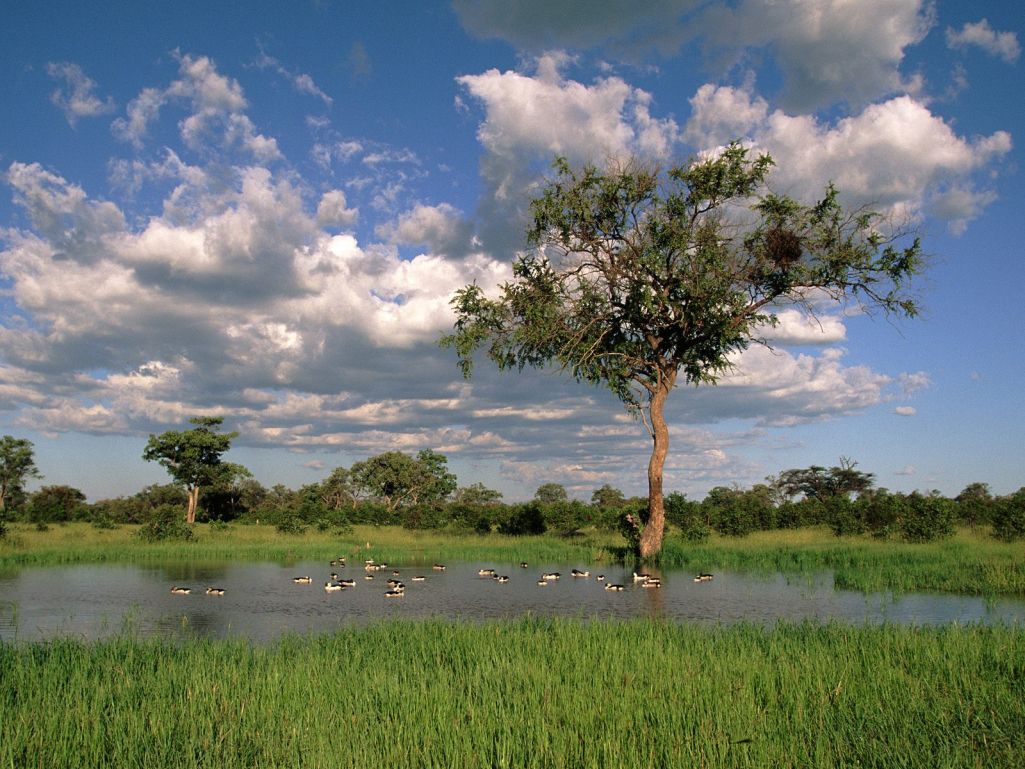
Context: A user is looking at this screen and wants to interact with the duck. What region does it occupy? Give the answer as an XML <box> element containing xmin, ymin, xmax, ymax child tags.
<box><xmin>632</xmin><ymin>572</ymin><xmax>650</xmax><ymax>582</ymax></box>
<box><xmin>496</xmin><ymin>575</ymin><xmax>510</xmax><ymax>583</ymax></box>
<box><xmin>541</xmin><ymin>572</ymin><xmax>561</xmax><ymax>581</ymax></box>
<box><xmin>330</xmin><ymin>572</ymin><xmax>340</xmax><ymax>581</ymax></box>
<box><xmin>170</xmin><ymin>586</ymin><xmax>191</xmax><ymax>595</ymax></box>
<box><xmin>477</xmin><ymin>568</ymin><xmax>497</xmax><ymax>577</ymax></box>
<box><xmin>694</xmin><ymin>573</ymin><xmax>714</xmax><ymax>583</ymax></box>
<box><xmin>205</xmin><ymin>587</ymin><xmax>225</xmax><ymax>596</ymax></box>
<box><xmin>596</xmin><ymin>575</ymin><xmax>606</xmax><ymax>582</ymax></box>
<box><xmin>293</xmin><ymin>576</ymin><xmax>313</xmax><ymax>584</ymax></box>
<box><xmin>411</xmin><ymin>576</ymin><xmax>426</xmax><ymax>582</ymax></box>
<box><xmin>392</xmin><ymin>570</ymin><xmax>401</xmax><ymax>576</ymax></box>
<box><xmin>641</xmin><ymin>578</ymin><xmax>662</xmax><ymax>588</ymax></box>
<box><xmin>604</xmin><ymin>583</ymin><xmax>625</xmax><ymax>591</ymax></box>
<box><xmin>364</xmin><ymin>574</ymin><xmax>375</xmax><ymax>580</ymax></box>
<box><xmin>384</xmin><ymin>587</ymin><xmax>405</xmax><ymax>598</ymax></box>
<box><xmin>571</xmin><ymin>569</ymin><xmax>590</xmax><ymax>578</ymax></box>
<box><xmin>339</xmin><ymin>578</ymin><xmax>356</xmax><ymax>587</ymax></box>
<box><xmin>537</xmin><ymin>579</ymin><xmax>549</xmax><ymax>586</ymax></box>
<box><xmin>324</xmin><ymin>581</ymin><xmax>344</xmax><ymax>592</ymax></box>
<box><xmin>386</xmin><ymin>578</ymin><xmax>402</xmax><ymax>587</ymax></box>
<box><xmin>519</xmin><ymin>562</ymin><xmax>528</xmax><ymax>568</ymax></box>
<box><xmin>432</xmin><ymin>564</ymin><xmax>446</xmax><ymax>571</ymax></box>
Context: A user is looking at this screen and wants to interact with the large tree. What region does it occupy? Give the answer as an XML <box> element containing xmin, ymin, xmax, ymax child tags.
<box><xmin>442</xmin><ymin>144</ymin><xmax>922</xmax><ymax>557</ymax></box>
<box><xmin>0</xmin><ymin>435</ymin><xmax>42</xmax><ymax>514</ymax></box>
<box><xmin>142</xmin><ymin>417</ymin><xmax>240</xmax><ymax>524</ymax></box>
<box><xmin>350</xmin><ymin>449</ymin><xmax>457</xmax><ymax>511</ymax></box>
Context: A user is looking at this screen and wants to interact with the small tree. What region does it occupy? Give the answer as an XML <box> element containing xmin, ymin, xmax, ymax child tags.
<box><xmin>534</xmin><ymin>482</ymin><xmax>568</xmax><ymax>505</ymax></box>
<box><xmin>443</xmin><ymin>144</ymin><xmax>921</xmax><ymax>557</ymax></box>
<box><xmin>350</xmin><ymin>449</ymin><xmax>457</xmax><ymax>511</ymax></box>
<box><xmin>142</xmin><ymin>417</ymin><xmax>240</xmax><ymax>524</ymax></box>
<box><xmin>0</xmin><ymin>435</ymin><xmax>42</xmax><ymax>514</ymax></box>
<box><xmin>28</xmin><ymin>485</ymin><xmax>87</xmax><ymax>523</ymax></box>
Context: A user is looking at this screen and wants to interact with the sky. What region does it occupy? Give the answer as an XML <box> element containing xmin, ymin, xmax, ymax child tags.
<box><xmin>1</xmin><ymin>0</ymin><xmax>1022</xmax><ymax>503</ymax></box>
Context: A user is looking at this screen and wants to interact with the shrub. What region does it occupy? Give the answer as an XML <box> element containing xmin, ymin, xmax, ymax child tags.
<box><xmin>826</xmin><ymin>497</ymin><xmax>866</xmax><ymax>537</ymax></box>
<box><xmin>498</xmin><ymin>503</ymin><xmax>546</xmax><ymax>535</ymax></box>
<box><xmin>138</xmin><ymin>504</ymin><xmax>194</xmax><ymax>542</ymax></box>
<box><xmin>899</xmin><ymin>492</ymin><xmax>956</xmax><ymax>543</ymax></box>
<box><xmin>991</xmin><ymin>488</ymin><xmax>1025</xmax><ymax>542</ymax></box>
<box><xmin>275</xmin><ymin>516</ymin><xmax>307</xmax><ymax>535</ymax></box>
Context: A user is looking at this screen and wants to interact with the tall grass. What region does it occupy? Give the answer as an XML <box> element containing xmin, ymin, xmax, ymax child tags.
<box><xmin>2</xmin><ymin>619</ymin><xmax>1022</xmax><ymax>768</ymax></box>
<box><xmin>3</xmin><ymin>523</ymin><xmax>1024</xmax><ymax>595</ymax></box>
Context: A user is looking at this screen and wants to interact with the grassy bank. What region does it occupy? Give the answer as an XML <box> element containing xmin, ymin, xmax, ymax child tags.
<box><xmin>3</xmin><ymin>523</ymin><xmax>1024</xmax><ymax>596</ymax></box>
<box><xmin>2</xmin><ymin>619</ymin><xmax>1022</xmax><ymax>768</ymax></box>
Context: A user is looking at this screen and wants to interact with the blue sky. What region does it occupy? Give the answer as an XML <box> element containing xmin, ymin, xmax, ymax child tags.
<box><xmin>1</xmin><ymin>0</ymin><xmax>1022</xmax><ymax>503</ymax></box>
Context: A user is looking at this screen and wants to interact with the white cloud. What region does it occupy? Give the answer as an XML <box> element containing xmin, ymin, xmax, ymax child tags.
<box><xmin>894</xmin><ymin>406</ymin><xmax>917</xmax><ymax>416</ymax></box>
<box><xmin>895</xmin><ymin>464</ymin><xmax>916</xmax><ymax>476</ymax></box>
<box><xmin>684</xmin><ymin>86</ymin><xmax>1012</xmax><ymax>227</ymax></box>
<box><xmin>112</xmin><ymin>52</ymin><xmax>280</xmax><ymax>161</ymax></box>
<box><xmin>375</xmin><ymin>203</ymin><xmax>475</xmax><ymax>259</ymax></box>
<box><xmin>946</xmin><ymin>19</ymin><xmax>1021</xmax><ymax>63</ymax></box>
<box><xmin>454</xmin><ymin>0</ymin><xmax>935</xmax><ymax>110</ymax></box>
<box><xmin>316</xmin><ymin>190</ymin><xmax>359</xmax><ymax>228</ymax></box>
<box><xmin>46</xmin><ymin>62</ymin><xmax>115</xmax><ymax>126</ymax></box>
<box><xmin>253</xmin><ymin>49</ymin><xmax>334</xmax><ymax>106</ymax></box>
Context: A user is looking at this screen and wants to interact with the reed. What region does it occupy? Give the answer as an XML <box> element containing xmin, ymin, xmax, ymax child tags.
<box><xmin>1</xmin><ymin>619</ymin><xmax>1022</xmax><ymax>768</ymax></box>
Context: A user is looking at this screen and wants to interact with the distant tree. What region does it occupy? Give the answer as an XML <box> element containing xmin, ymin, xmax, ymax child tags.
<box><xmin>773</xmin><ymin>458</ymin><xmax>875</xmax><ymax>501</ymax></box>
<box><xmin>534</xmin><ymin>482</ymin><xmax>568</xmax><ymax>505</ymax></box>
<box><xmin>0</xmin><ymin>435</ymin><xmax>42</xmax><ymax>514</ymax></box>
<box><xmin>591</xmin><ymin>484</ymin><xmax>626</xmax><ymax>509</ymax></box>
<box><xmin>991</xmin><ymin>488</ymin><xmax>1025</xmax><ymax>542</ymax></box>
<box><xmin>443</xmin><ymin>145</ymin><xmax>921</xmax><ymax>557</ymax></box>
<box><xmin>350</xmin><ymin>449</ymin><xmax>457</xmax><ymax>511</ymax></box>
<box><xmin>319</xmin><ymin>467</ymin><xmax>357</xmax><ymax>510</ymax></box>
<box><xmin>955</xmin><ymin>482</ymin><xmax>993</xmax><ymax>527</ymax></box>
<box><xmin>454</xmin><ymin>482</ymin><xmax>504</xmax><ymax>507</ymax></box>
<box><xmin>142</xmin><ymin>417</ymin><xmax>240</xmax><ymax>524</ymax></box>
<box><xmin>28</xmin><ymin>485</ymin><xmax>87</xmax><ymax>523</ymax></box>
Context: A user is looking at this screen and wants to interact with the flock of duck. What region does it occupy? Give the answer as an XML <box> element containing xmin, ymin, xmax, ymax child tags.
<box><xmin>169</xmin><ymin>558</ymin><xmax>714</xmax><ymax>598</ymax></box>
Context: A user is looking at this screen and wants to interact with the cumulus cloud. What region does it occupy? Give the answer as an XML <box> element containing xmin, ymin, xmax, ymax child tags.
<box><xmin>112</xmin><ymin>52</ymin><xmax>281</xmax><ymax>161</ymax></box>
<box><xmin>454</xmin><ymin>0</ymin><xmax>934</xmax><ymax>110</ymax></box>
<box><xmin>894</xmin><ymin>406</ymin><xmax>916</xmax><ymax>416</ymax></box>
<box><xmin>684</xmin><ymin>85</ymin><xmax>1012</xmax><ymax>228</ymax></box>
<box><xmin>375</xmin><ymin>203</ymin><xmax>476</xmax><ymax>259</ymax></box>
<box><xmin>46</xmin><ymin>62</ymin><xmax>115</xmax><ymax>126</ymax></box>
<box><xmin>946</xmin><ymin>19</ymin><xmax>1021</xmax><ymax>63</ymax></box>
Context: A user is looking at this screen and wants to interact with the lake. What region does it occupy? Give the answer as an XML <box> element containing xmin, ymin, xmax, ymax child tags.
<box><xmin>3</xmin><ymin>559</ymin><xmax>1024</xmax><ymax>642</ymax></box>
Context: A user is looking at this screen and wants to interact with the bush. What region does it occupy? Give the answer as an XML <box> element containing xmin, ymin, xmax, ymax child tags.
<box><xmin>138</xmin><ymin>504</ymin><xmax>194</xmax><ymax>542</ymax></box>
<box><xmin>991</xmin><ymin>488</ymin><xmax>1025</xmax><ymax>542</ymax></box>
<box><xmin>899</xmin><ymin>492</ymin><xmax>956</xmax><ymax>543</ymax></box>
<box><xmin>826</xmin><ymin>497</ymin><xmax>866</xmax><ymax>537</ymax></box>
<box><xmin>498</xmin><ymin>503</ymin><xmax>546</xmax><ymax>535</ymax></box>
<box><xmin>275</xmin><ymin>516</ymin><xmax>307</xmax><ymax>535</ymax></box>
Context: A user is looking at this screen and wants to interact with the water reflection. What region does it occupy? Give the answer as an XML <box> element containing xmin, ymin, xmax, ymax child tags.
<box><xmin>1</xmin><ymin>560</ymin><xmax>1023</xmax><ymax>643</ymax></box>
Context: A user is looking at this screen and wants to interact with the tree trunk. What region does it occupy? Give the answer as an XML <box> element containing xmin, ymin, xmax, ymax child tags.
<box><xmin>639</xmin><ymin>377</ymin><xmax>673</xmax><ymax>559</ymax></box>
<box><xmin>186</xmin><ymin>486</ymin><xmax>200</xmax><ymax>524</ymax></box>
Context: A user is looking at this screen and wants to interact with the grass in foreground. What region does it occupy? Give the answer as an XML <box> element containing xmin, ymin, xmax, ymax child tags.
<box><xmin>3</xmin><ymin>523</ymin><xmax>1024</xmax><ymax>596</ymax></box>
<box><xmin>2</xmin><ymin>620</ymin><xmax>1022</xmax><ymax>768</ymax></box>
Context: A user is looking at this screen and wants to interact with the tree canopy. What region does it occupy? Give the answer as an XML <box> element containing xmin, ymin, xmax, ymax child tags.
<box><xmin>0</xmin><ymin>435</ymin><xmax>42</xmax><ymax>513</ymax></box>
<box><xmin>349</xmin><ymin>449</ymin><xmax>457</xmax><ymax>511</ymax></box>
<box><xmin>142</xmin><ymin>417</ymin><xmax>241</xmax><ymax>524</ymax></box>
<box><xmin>442</xmin><ymin>143</ymin><xmax>922</xmax><ymax>557</ymax></box>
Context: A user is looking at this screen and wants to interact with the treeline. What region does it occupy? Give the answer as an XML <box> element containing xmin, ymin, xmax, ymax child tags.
<box><xmin>5</xmin><ymin>451</ymin><xmax>1025</xmax><ymax>544</ymax></box>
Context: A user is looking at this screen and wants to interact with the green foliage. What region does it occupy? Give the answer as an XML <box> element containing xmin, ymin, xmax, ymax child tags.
<box><xmin>138</xmin><ymin>504</ymin><xmax>194</xmax><ymax>542</ymax></box>
<box><xmin>350</xmin><ymin>449</ymin><xmax>457</xmax><ymax>511</ymax></box>
<box><xmin>498</xmin><ymin>502</ymin><xmax>546</xmax><ymax>535</ymax></box>
<box><xmin>773</xmin><ymin>458</ymin><xmax>875</xmax><ymax>501</ymax></box>
<box><xmin>991</xmin><ymin>488</ymin><xmax>1025</xmax><ymax>542</ymax></box>
<box><xmin>442</xmin><ymin>144</ymin><xmax>921</xmax><ymax>556</ymax></box>
<box><xmin>533</xmin><ymin>482</ymin><xmax>567</xmax><ymax>504</ymax></box>
<box><xmin>703</xmin><ymin>486</ymin><xmax>776</xmax><ymax>537</ymax></box>
<box><xmin>956</xmin><ymin>482</ymin><xmax>994</xmax><ymax>526</ymax></box>
<box><xmin>142</xmin><ymin>417</ymin><xmax>241</xmax><ymax>523</ymax></box>
<box><xmin>899</xmin><ymin>492</ymin><xmax>956</xmax><ymax>543</ymax></box>
<box><xmin>28</xmin><ymin>485</ymin><xmax>87</xmax><ymax>523</ymax></box>
<box><xmin>664</xmin><ymin>492</ymin><xmax>709</xmax><ymax>542</ymax></box>
<box><xmin>0</xmin><ymin>435</ymin><xmax>42</xmax><ymax>514</ymax></box>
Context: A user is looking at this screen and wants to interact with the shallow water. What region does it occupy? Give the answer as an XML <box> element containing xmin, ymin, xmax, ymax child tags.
<box><xmin>2</xmin><ymin>559</ymin><xmax>1024</xmax><ymax>642</ymax></box>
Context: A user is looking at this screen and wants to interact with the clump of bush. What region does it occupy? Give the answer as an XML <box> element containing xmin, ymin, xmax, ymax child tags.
<box><xmin>991</xmin><ymin>488</ymin><xmax>1025</xmax><ymax>542</ymax></box>
<box><xmin>138</xmin><ymin>504</ymin><xmax>194</xmax><ymax>542</ymax></box>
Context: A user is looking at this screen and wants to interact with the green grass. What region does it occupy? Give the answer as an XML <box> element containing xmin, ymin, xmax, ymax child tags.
<box><xmin>661</xmin><ymin>527</ymin><xmax>1025</xmax><ymax>596</ymax></box>
<box><xmin>3</xmin><ymin>523</ymin><xmax>1024</xmax><ymax>596</ymax></box>
<box><xmin>2</xmin><ymin>619</ymin><xmax>1022</xmax><ymax>768</ymax></box>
